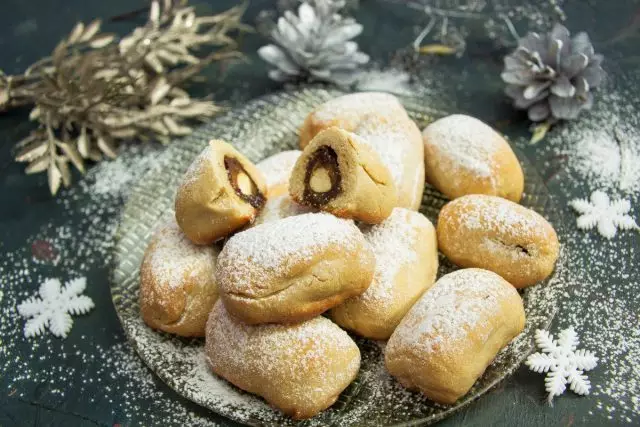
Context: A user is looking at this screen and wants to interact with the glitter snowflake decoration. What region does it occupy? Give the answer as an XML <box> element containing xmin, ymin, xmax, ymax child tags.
<box><xmin>17</xmin><ymin>277</ymin><xmax>94</xmax><ymax>338</ymax></box>
<box><xmin>570</xmin><ymin>190</ymin><xmax>638</xmax><ymax>239</ymax></box>
<box><xmin>525</xmin><ymin>327</ymin><xmax>598</xmax><ymax>404</ymax></box>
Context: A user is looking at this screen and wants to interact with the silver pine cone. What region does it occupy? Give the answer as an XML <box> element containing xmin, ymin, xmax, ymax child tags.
<box><xmin>502</xmin><ymin>24</ymin><xmax>605</xmax><ymax>122</ymax></box>
<box><xmin>258</xmin><ymin>0</ymin><xmax>369</xmax><ymax>86</ymax></box>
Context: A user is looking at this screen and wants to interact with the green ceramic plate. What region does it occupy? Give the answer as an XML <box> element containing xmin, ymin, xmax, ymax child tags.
<box><xmin>111</xmin><ymin>88</ymin><xmax>562</xmax><ymax>426</ymax></box>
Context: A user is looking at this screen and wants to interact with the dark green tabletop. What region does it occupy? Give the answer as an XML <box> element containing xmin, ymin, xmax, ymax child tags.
<box><xmin>1</xmin><ymin>1</ymin><xmax>639</xmax><ymax>426</ymax></box>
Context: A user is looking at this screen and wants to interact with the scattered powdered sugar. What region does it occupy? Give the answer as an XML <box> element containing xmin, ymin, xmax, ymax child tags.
<box><xmin>388</xmin><ymin>269</ymin><xmax>510</xmax><ymax>354</ymax></box>
<box><xmin>422</xmin><ymin>114</ymin><xmax>503</xmax><ymax>179</ymax></box>
<box><xmin>217</xmin><ymin>213</ymin><xmax>361</xmax><ymax>296</ymax></box>
<box><xmin>0</xmin><ymin>142</ymin><xmax>229</xmax><ymax>425</ymax></box>
<box><xmin>256</xmin><ymin>150</ymin><xmax>301</xmax><ymax>190</ymax></box>
<box><xmin>144</xmin><ymin>219</ymin><xmax>218</xmax><ymax>290</ymax></box>
<box><xmin>540</xmin><ymin>90</ymin><xmax>640</xmax><ymax>200</ymax></box>
<box><xmin>358</xmin><ymin>208</ymin><xmax>430</xmax><ymax>303</ymax></box>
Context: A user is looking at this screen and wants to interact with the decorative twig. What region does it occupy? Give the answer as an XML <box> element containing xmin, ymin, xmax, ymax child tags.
<box><xmin>1</xmin><ymin>0</ymin><xmax>249</xmax><ymax>195</ymax></box>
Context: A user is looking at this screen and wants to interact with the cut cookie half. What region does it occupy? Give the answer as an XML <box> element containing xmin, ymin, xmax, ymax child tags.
<box><xmin>289</xmin><ymin>127</ymin><xmax>397</xmax><ymax>224</ymax></box>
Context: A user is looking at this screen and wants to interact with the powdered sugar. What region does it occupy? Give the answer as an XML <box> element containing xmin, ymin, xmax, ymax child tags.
<box><xmin>358</xmin><ymin>208</ymin><xmax>430</xmax><ymax>303</ymax></box>
<box><xmin>313</xmin><ymin>92</ymin><xmax>407</xmax><ymax>122</ymax></box>
<box><xmin>422</xmin><ymin>114</ymin><xmax>504</xmax><ymax>180</ymax></box>
<box><xmin>217</xmin><ymin>213</ymin><xmax>361</xmax><ymax>296</ymax></box>
<box><xmin>144</xmin><ymin>219</ymin><xmax>218</xmax><ymax>289</ymax></box>
<box><xmin>256</xmin><ymin>150</ymin><xmax>301</xmax><ymax>190</ymax></box>
<box><xmin>450</xmin><ymin>195</ymin><xmax>542</xmax><ymax>237</ymax></box>
<box><xmin>388</xmin><ymin>269</ymin><xmax>513</xmax><ymax>354</ymax></box>
<box><xmin>355</xmin><ymin>125</ymin><xmax>412</xmax><ymax>188</ymax></box>
<box><xmin>206</xmin><ymin>302</ymin><xmax>358</xmax><ymax>389</ymax></box>
<box><xmin>253</xmin><ymin>194</ymin><xmax>312</xmax><ymax>226</ymax></box>
<box><xmin>541</xmin><ymin>91</ymin><xmax>640</xmax><ymax>200</ymax></box>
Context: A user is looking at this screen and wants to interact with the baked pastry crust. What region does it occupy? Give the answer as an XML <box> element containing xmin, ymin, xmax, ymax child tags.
<box><xmin>437</xmin><ymin>194</ymin><xmax>559</xmax><ymax>288</ymax></box>
<box><xmin>385</xmin><ymin>268</ymin><xmax>525</xmax><ymax>404</ymax></box>
<box><xmin>354</xmin><ymin>115</ymin><xmax>425</xmax><ymax>210</ymax></box>
<box><xmin>422</xmin><ymin>114</ymin><xmax>524</xmax><ymax>202</ymax></box>
<box><xmin>299</xmin><ymin>92</ymin><xmax>410</xmax><ymax>148</ymax></box>
<box><xmin>217</xmin><ymin>212</ymin><xmax>375</xmax><ymax>324</ymax></box>
<box><xmin>289</xmin><ymin>127</ymin><xmax>397</xmax><ymax>224</ymax></box>
<box><xmin>175</xmin><ymin>140</ymin><xmax>267</xmax><ymax>245</ymax></box>
<box><xmin>330</xmin><ymin>208</ymin><xmax>438</xmax><ymax>339</ymax></box>
<box><xmin>205</xmin><ymin>302</ymin><xmax>361</xmax><ymax>419</ymax></box>
<box><xmin>139</xmin><ymin>219</ymin><xmax>219</xmax><ymax>337</ymax></box>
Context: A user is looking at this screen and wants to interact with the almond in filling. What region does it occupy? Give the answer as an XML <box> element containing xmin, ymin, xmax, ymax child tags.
<box><xmin>224</xmin><ymin>156</ymin><xmax>266</xmax><ymax>209</ymax></box>
<box><xmin>302</xmin><ymin>146</ymin><xmax>342</xmax><ymax>206</ymax></box>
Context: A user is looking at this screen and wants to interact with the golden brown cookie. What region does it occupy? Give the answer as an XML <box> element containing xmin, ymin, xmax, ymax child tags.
<box><xmin>422</xmin><ymin>114</ymin><xmax>524</xmax><ymax>202</ymax></box>
<box><xmin>256</xmin><ymin>150</ymin><xmax>302</xmax><ymax>197</ymax></box>
<box><xmin>205</xmin><ymin>302</ymin><xmax>361</xmax><ymax>419</ymax></box>
<box><xmin>139</xmin><ymin>219</ymin><xmax>219</xmax><ymax>337</ymax></box>
<box><xmin>437</xmin><ymin>194</ymin><xmax>559</xmax><ymax>288</ymax></box>
<box><xmin>289</xmin><ymin>127</ymin><xmax>397</xmax><ymax>224</ymax></box>
<box><xmin>385</xmin><ymin>268</ymin><xmax>526</xmax><ymax>404</ymax></box>
<box><xmin>217</xmin><ymin>212</ymin><xmax>375</xmax><ymax>324</ymax></box>
<box><xmin>174</xmin><ymin>140</ymin><xmax>267</xmax><ymax>244</ymax></box>
<box><xmin>330</xmin><ymin>208</ymin><xmax>438</xmax><ymax>339</ymax></box>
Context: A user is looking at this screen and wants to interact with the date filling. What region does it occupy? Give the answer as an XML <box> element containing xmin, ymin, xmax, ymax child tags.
<box><xmin>224</xmin><ymin>156</ymin><xmax>266</xmax><ymax>209</ymax></box>
<box><xmin>303</xmin><ymin>146</ymin><xmax>342</xmax><ymax>207</ymax></box>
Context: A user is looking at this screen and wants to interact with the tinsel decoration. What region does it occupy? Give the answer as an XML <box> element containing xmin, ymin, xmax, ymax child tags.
<box><xmin>502</xmin><ymin>23</ymin><xmax>605</xmax><ymax>140</ymax></box>
<box><xmin>258</xmin><ymin>0</ymin><xmax>369</xmax><ymax>86</ymax></box>
<box><xmin>0</xmin><ymin>0</ymin><xmax>249</xmax><ymax>195</ymax></box>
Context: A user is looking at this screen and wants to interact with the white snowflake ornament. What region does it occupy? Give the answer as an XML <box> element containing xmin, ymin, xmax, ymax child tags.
<box><xmin>17</xmin><ymin>277</ymin><xmax>94</xmax><ymax>338</ymax></box>
<box><xmin>525</xmin><ymin>327</ymin><xmax>598</xmax><ymax>404</ymax></box>
<box><xmin>570</xmin><ymin>190</ymin><xmax>638</xmax><ymax>239</ymax></box>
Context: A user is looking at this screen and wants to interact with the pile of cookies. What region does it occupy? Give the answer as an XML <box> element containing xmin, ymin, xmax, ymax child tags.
<box><xmin>138</xmin><ymin>92</ymin><xmax>560</xmax><ymax>419</ymax></box>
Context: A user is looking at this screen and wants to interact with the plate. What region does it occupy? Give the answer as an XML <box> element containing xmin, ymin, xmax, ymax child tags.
<box><xmin>111</xmin><ymin>88</ymin><xmax>562</xmax><ymax>426</ymax></box>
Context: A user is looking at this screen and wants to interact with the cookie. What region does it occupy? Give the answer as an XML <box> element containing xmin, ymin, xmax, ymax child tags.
<box><xmin>289</xmin><ymin>127</ymin><xmax>397</xmax><ymax>224</ymax></box>
<box><xmin>385</xmin><ymin>268</ymin><xmax>525</xmax><ymax>404</ymax></box>
<box><xmin>330</xmin><ymin>208</ymin><xmax>438</xmax><ymax>339</ymax></box>
<box><xmin>175</xmin><ymin>140</ymin><xmax>267</xmax><ymax>244</ymax></box>
<box><xmin>139</xmin><ymin>219</ymin><xmax>219</xmax><ymax>337</ymax></box>
<box><xmin>437</xmin><ymin>194</ymin><xmax>559</xmax><ymax>288</ymax></box>
<box><xmin>205</xmin><ymin>302</ymin><xmax>360</xmax><ymax>419</ymax></box>
<box><xmin>422</xmin><ymin>114</ymin><xmax>524</xmax><ymax>202</ymax></box>
<box><xmin>217</xmin><ymin>213</ymin><xmax>375</xmax><ymax>324</ymax></box>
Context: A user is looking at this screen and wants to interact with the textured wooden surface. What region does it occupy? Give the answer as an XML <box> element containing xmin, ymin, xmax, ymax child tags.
<box><xmin>0</xmin><ymin>0</ymin><xmax>638</xmax><ymax>426</ymax></box>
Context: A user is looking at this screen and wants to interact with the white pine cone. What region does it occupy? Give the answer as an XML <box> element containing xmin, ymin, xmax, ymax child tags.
<box><xmin>502</xmin><ymin>24</ymin><xmax>605</xmax><ymax>122</ymax></box>
<box><xmin>258</xmin><ymin>0</ymin><xmax>369</xmax><ymax>86</ymax></box>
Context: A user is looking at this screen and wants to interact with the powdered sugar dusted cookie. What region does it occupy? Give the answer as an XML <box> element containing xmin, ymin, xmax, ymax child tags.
<box><xmin>140</xmin><ymin>219</ymin><xmax>220</xmax><ymax>337</ymax></box>
<box><xmin>299</xmin><ymin>92</ymin><xmax>410</xmax><ymax>148</ymax></box>
<box><xmin>205</xmin><ymin>301</ymin><xmax>360</xmax><ymax>419</ymax></box>
<box><xmin>437</xmin><ymin>194</ymin><xmax>559</xmax><ymax>288</ymax></box>
<box><xmin>330</xmin><ymin>208</ymin><xmax>438</xmax><ymax>339</ymax></box>
<box><xmin>422</xmin><ymin>114</ymin><xmax>524</xmax><ymax>202</ymax></box>
<box><xmin>385</xmin><ymin>268</ymin><xmax>525</xmax><ymax>404</ymax></box>
<box><xmin>217</xmin><ymin>212</ymin><xmax>375</xmax><ymax>324</ymax></box>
